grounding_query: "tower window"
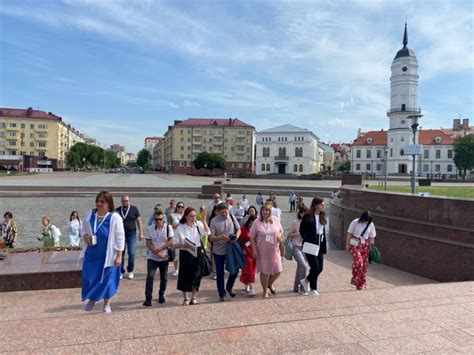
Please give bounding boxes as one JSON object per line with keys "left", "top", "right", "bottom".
{"left": 401, "top": 104, "right": 406, "bottom": 111}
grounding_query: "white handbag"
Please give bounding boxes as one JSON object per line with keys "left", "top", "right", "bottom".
{"left": 302, "top": 242, "right": 320, "bottom": 256}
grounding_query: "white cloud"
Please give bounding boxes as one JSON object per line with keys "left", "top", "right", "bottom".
{"left": 168, "top": 102, "right": 179, "bottom": 109}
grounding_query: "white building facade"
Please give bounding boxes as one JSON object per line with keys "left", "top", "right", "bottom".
{"left": 256, "top": 124, "right": 321, "bottom": 175}
{"left": 351, "top": 24, "right": 456, "bottom": 176}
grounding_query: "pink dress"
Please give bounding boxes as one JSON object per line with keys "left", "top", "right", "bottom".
{"left": 249, "top": 218, "right": 283, "bottom": 275}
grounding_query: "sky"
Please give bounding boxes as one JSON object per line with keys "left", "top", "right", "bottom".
{"left": 0, "top": 0, "right": 472, "bottom": 154}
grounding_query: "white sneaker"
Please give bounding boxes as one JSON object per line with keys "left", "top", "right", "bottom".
{"left": 300, "top": 278, "right": 310, "bottom": 293}
{"left": 350, "top": 284, "right": 356, "bottom": 289}
{"left": 249, "top": 288, "right": 256, "bottom": 297}
{"left": 119, "top": 274, "right": 123, "bottom": 280}
{"left": 172, "top": 270, "right": 179, "bottom": 277}
{"left": 244, "top": 284, "right": 250, "bottom": 293}
{"left": 127, "top": 272, "right": 134, "bottom": 280}
{"left": 308, "top": 289, "right": 320, "bottom": 296}
{"left": 103, "top": 305, "right": 112, "bottom": 313}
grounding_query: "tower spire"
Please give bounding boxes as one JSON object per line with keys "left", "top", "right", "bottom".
{"left": 403, "top": 22, "right": 408, "bottom": 48}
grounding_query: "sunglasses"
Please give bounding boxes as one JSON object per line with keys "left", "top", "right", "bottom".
{"left": 154, "top": 218, "right": 164, "bottom": 221}
{"left": 177, "top": 205, "right": 184, "bottom": 208}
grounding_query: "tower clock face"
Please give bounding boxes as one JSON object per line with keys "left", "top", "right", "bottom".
{"left": 402, "top": 66, "right": 408, "bottom": 72}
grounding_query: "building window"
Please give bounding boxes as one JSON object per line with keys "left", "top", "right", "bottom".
{"left": 366, "top": 150, "right": 371, "bottom": 158}
{"left": 179, "top": 161, "right": 184, "bottom": 167}
{"left": 30, "top": 124, "right": 34, "bottom": 129}
{"left": 423, "top": 164, "right": 429, "bottom": 172}
{"left": 266, "top": 164, "right": 270, "bottom": 171}
{"left": 294, "top": 164, "right": 298, "bottom": 172}
{"left": 38, "top": 124, "right": 46, "bottom": 129}
{"left": 356, "top": 163, "right": 361, "bottom": 170}
{"left": 9, "top": 141, "right": 16, "bottom": 146}
{"left": 390, "top": 149, "right": 393, "bottom": 157}
{"left": 376, "top": 164, "right": 382, "bottom": 171}
{"left": 261, "top": 164, "right": 265, "bottom": 171}
{"left": 435, "top": 164, "right": 440, "bottom": 172}
{"left": 366, "top": 163, "right": 371, "bottom": 171}
{"left": 447, "top": 165, "right": 452, "bottom": 172}
{"left": 295, "top": 147, "right": 303, "bottom": 157}
{"left": 9, "top": 123, "right": 17, "bottom": 128}
{"left": 21, "top": 123, "right": 25, "bottom": 129}
{"left": 299, "top": 164, "right": 303, "bottom": 172}
{"left": 376, "top": 150, "right": 382, "bottom": 158}
{"left": 424, "top": 150, "right": 429, "bottom": 159}
{"left": 38, "top": 151, "right": 46, "bottom": 157}
{"left": 355, "top": 150, "right": 361, "bottom": 158}
{"left": 447, "top": 150, "right": 453, "bottom": 159}
{"left": 436, "top": 150, "right": 441, "bottom": 159}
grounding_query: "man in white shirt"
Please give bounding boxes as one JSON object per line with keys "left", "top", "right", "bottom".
{"left": 229, "top": 202, "right": 245, "bottom": 223}
{"left": 207, "top": 193, "right": 222, "bottom": 224}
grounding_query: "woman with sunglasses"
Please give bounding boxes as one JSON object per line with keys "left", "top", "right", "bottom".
{"left": 143, "top": 211, "right": 174, "bottom": 307}
{"left": 1, "top": 211, "right": 18, "bottom": 248}
{"left": 80, "top": 191, "right": 125, "bottom": 313}
{"left": 174, "top": 207, "right": 210, "bottom": 305}
{"left": 170, "top": 202, "right": 185, "bottom": 277}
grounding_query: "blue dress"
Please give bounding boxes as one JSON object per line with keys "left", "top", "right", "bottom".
{"left": 82, "top": 214, "right": 121, "bottom": 302}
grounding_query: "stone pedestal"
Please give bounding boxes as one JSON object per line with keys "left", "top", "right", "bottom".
{"left": 0, "top": 250, "right": 82, "bottom": 292}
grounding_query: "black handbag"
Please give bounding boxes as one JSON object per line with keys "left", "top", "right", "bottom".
{"left": 200, "top": 249, "right": 212, "bottom": 277}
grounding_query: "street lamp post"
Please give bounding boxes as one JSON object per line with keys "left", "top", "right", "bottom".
{"left": 407, "top": 114, "right": 423, "bottom": 194}
{"left": 383, "top": 146, "right": 388, "bottom": 191}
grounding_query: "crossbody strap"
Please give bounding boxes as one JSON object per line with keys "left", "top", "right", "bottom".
{"left": 360, "top": 222, "right": 371, "bottom": 238}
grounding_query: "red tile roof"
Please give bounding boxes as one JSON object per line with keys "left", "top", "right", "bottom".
{"left": 0, "top": 107, "right": 62, "bottom": 121}
{"left": 175, "top": 118, "right": 254, "bottom": 128}
{"left": 352, "top": 129, "right": 455, "bottom": 146}
{"left": 418, "top": 130, "right": 454, "bottom": 145}
{"left": 352, "top": 130, "right": 387, "bottom": 146}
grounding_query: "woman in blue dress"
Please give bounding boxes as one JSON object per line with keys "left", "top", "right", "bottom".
{"left": 80, "top": 191, "right": 125, "bottom": 313}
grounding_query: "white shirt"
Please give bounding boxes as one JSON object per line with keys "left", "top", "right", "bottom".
{"left": 145, "top": 223, "right": 174, "bottom": 261}
{"left": 347, "top": 219, "right": 376, "bottom": 244}
{"left": 170, "top": 213, "right": 183, "bottom": 228}
{"left": 230, "top": 205, "right": 245, "bottom": 219}
{"left": 315, "top": 214, "right": 325, "bottom": 235}
{"left": 271, "top": 207, "right": 281, "bottom": 219}
{"left": 240, "top": 198, "right": 249, "bottom": 211}
{"left": 174, "top": 221, "right": 210, "bottom": 255}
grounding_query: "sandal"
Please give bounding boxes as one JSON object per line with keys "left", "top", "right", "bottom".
{"left": 190, "top": 298, "right": 198, "bottom": 305}
{"left": 268, "top": 286, "right": 276, "bottom": 295}
{"left": 182, "top": 299, "right": 190, "bottom": 306}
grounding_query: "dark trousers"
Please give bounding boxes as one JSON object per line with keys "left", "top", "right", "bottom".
{"left": 145, "top": 259, "right": 168, "bottom": 301}
{"left": 290, "top": 201, "right": 296, "bottom": 212}
{"left": 214, "top": 253, "right": 238, "bottom": 298}
{"left": 305, "top": 252, "right": 324, "bottom": 290}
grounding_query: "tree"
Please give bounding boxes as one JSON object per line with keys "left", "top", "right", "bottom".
{"left": 453, "top": 135, "right": 474, "bottom": 177}
{"left": 338, "top": 159, "right": 351, "bottom": 171}
{"left": 136, "top": 149, "right": 152, "bottom": 171}
{"left": 104, "top": 150, "right": 121, "bottom": 169}
{"left": 193, "top": 152, "right": 227, "bottom": 173}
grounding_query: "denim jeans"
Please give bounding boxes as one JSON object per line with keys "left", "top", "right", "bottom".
{"left": 121, "top": 234, "right": 137, "bottom": 274}
{"left": 213, "top": 253, "right": 238, "bottom": 298}
{"left": 292, "top": 245, "right": 308, "bottom": 292}
{"left": 145, "top": 259, "right": 168, "bottom": 300}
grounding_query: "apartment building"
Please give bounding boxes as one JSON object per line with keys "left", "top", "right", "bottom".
{"left": 0, "top": 107, "right": 88, "bottom": 170}
{"left": 160, "top": 118, "right": 255, "bottom": 174}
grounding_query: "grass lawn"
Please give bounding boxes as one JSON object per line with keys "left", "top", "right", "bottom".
{"left": 369, "top": 185, "right": 474, "bottom": 199}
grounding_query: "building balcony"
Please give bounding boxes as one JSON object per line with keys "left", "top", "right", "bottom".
{"left": 6, "top": 146, "right": 17, "bottom": 150}
{"left": 36, "top": 146, "right": 48, "bottom": 150}
{"left": 35, "top": 137, "right": 48, "bottom": 141}
{"left": 5, "top": 126, "right": 19, "bottom": 131}
{"left": 35, "top": 127, "right": 48, "bottom": 133}
{"left": 387, "top": 107, "right": 421, "bottom": 114}
{"left": 274, "top": 155, "right": 289, "bottom": 162}
{"left": 235, "top": 140, "right": 246, "bottom": 146}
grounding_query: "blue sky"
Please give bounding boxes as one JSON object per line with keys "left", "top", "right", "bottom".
{"left": 0, "top": 0, "right": 472, "bottom": 154}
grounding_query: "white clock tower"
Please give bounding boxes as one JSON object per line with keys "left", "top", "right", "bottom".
{"left": 387, "top": 23, "right": 421, "bottom": 174}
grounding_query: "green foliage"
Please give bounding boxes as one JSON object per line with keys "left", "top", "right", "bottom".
{"left": 193, "top": 152, "right": 227, "bottom": 172}
{"left": 453, "top": 135, "right": 474, "bottom": 176}
{"left": 369, "top": 185, "right": 474, "bottom": 199}
{"left": 136, "top": 149, "right": 151, "bottom": 170}
{"left": 338, "top": 159, "right": 351, "bottom": 171}
{"left": 66, "top": 143, "right": 120, "bottom": 169}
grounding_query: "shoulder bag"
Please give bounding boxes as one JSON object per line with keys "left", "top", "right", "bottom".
{"left": 166, "top": 224, "right": 176, "bottom": 263}
{"left": 196, "top": 224, "right": 212, "bottom": 277}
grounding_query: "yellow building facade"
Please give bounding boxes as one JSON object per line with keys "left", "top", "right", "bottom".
{"left": 160, "top": 118, "right": 255, "bottom": 174}
{"left": 0, "top": 107, "right": 87, "bottom": 170}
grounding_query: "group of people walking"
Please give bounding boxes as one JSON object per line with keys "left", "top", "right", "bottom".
{"left": 1, "top": 189, "right": 377, "bottom": 314}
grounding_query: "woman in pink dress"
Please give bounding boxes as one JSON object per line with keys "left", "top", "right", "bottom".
{"left": 249, "top": 203, "right": 283, "bottom": 299}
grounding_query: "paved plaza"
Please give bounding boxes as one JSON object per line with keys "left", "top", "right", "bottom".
{"left": 1, "top": 172, "right": 473, "bottom": 353}
{"left": 0, "top": 250, "right": 472, "bottom": 354}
